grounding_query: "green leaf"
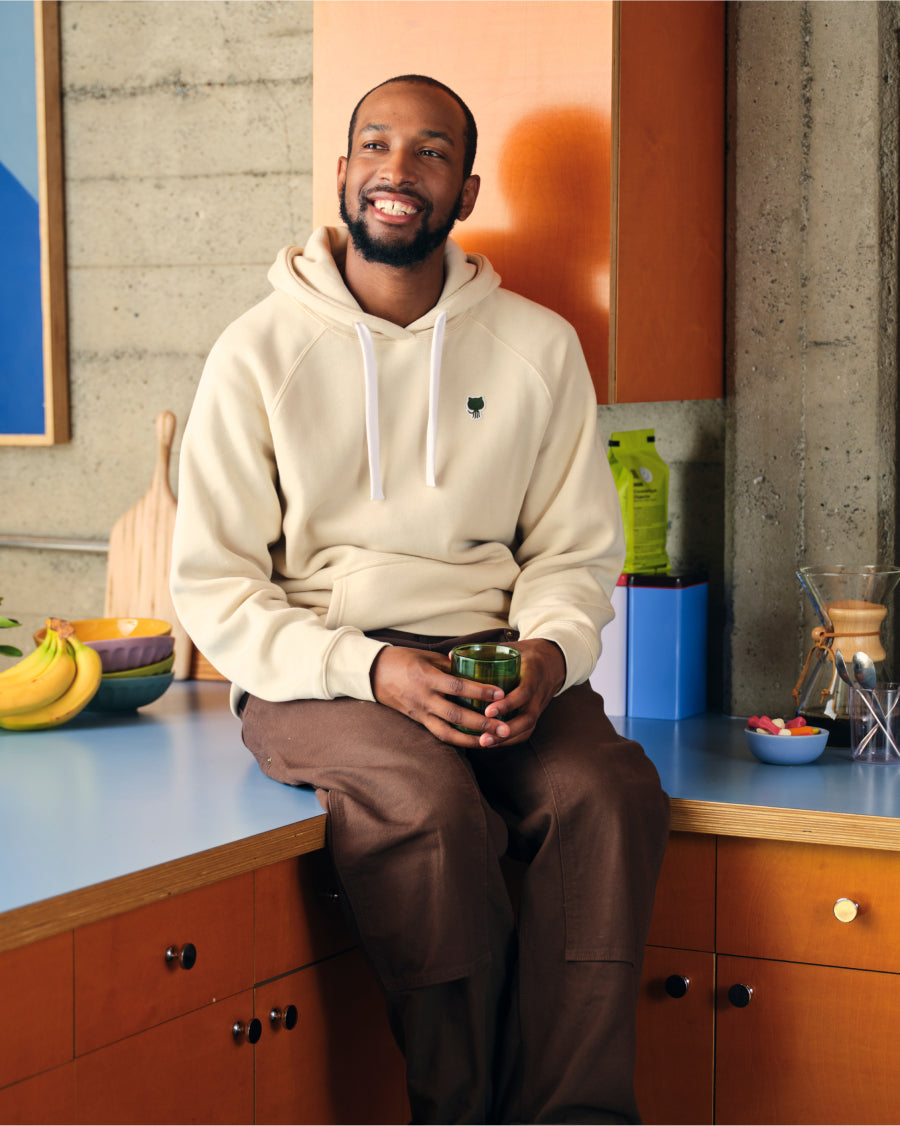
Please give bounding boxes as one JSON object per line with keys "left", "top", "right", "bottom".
{"left": 0, "top": 645, "right": 23, "bottom": 658}
{"left": 0, "top": 616, "right": 20, "bottom": 629}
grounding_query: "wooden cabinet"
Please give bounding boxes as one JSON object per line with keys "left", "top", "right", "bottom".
{"left": 635, "top": 832, "right": 716, "bottom": 1125}
{"left": 636, "top": 834, "right": 900, "bottom": 1125}
{"left": 0, "top": 854, "right": 405, "bottom": 1125}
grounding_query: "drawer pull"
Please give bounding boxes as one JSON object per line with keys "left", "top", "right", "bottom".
{"left": 269, "top": 1004, "right": 299, "bottom": 1030}
{"left": 164, "top": 942, "right": 197, "bottom": 970}
{"left": 664, "top": 974, "right": 690, "bottom": 999}
{"left": 727, "top": 983, "right": 753, "bottom": 1008}
{"left": 232, "top": 1018, "right": 262, "bottom": 1044}
{"left": 833, "top": 897, "right": 860, "bottom": 923}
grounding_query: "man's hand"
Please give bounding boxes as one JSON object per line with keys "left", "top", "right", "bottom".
{"left": 371, "top": 645, "right": 514, "bottom": 746}
{"left": 480, "top": 638, "right": 566, "bottom": 748}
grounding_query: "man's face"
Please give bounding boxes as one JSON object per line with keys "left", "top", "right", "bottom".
{"left": 338, "top": 82, "right": 479, "bottom": 268}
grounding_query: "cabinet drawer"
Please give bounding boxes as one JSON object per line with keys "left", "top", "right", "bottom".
{"left": 74, "top": 873, "right": 253, "bottom": 1054}
{"left": 254, "top": 852, "right": 355, "bottom": 983}
{"left": 76, "top": 988, "right": 255, "bottom": 1125}
{"left": 717, "top": 837, "right": 900, "bottom": 972}
{"left": 646, "top": 832, "right": 716, "bottom": 951}
{"left": 0, "top": 931, "right": 73, "bottom": 1089}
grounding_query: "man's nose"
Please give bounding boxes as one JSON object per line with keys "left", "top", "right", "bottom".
{"left": 380, "top": 144, "right": 417, "bottom": 186}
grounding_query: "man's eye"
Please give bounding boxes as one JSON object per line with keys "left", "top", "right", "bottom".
{"left": 420, "top": 149, "right": 444, "bottom": 159}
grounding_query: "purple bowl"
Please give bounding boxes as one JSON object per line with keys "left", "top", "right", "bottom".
{"left": 86, "top": 633, "right": 175, "bottom": 674}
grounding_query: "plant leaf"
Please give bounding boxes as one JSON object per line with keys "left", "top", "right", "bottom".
{"left": 0, "top": 645, "right": 23, "bottom": 658}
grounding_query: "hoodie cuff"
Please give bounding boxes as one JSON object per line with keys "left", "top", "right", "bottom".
{"left": 527, "top": 624, "right": 597, "bottom": 694}
{"left": 323, "top": 630, "right": 391, "bottom": 702}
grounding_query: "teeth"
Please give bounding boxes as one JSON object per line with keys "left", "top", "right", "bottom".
{"left": 373, "top": 199, "right": 418, "bottom": 216}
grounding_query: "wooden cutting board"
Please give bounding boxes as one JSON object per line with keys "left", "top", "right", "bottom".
{"left": 104, "top": 411, "right": 193, "bottom": 679}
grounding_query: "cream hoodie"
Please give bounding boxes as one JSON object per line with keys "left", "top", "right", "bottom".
{"left": 171, "top": 227, "right": 625, "bottom": 713}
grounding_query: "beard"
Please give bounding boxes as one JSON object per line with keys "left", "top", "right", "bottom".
{"left": 340, "top": 184, "right": 465, "bottom": 268}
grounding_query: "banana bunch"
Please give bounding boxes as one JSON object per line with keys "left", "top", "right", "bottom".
{"left": 0, "top": 624, "right": 102, "bottom": 731}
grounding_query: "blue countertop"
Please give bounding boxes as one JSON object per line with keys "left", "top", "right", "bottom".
{"left": 2, "top": 682, "right": 899, "bottom": 951}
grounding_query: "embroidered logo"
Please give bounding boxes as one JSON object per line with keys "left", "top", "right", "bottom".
{"left": 466, "top": 395, "right": 485, "bottom": 419}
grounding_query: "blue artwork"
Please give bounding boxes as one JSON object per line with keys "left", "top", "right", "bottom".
{"left": 0, "top": 1, "right": 45, "bottom": 437}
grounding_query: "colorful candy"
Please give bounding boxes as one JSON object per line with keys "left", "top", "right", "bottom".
{"left": 747, "top": 714, "right": 820, "bottom": 736}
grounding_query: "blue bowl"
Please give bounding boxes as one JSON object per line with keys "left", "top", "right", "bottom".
{"left": 85, "top": 672, "right": 175, "bottom": 713}
{"left": 745, "top": 726, "right": 828, "bottom": 765}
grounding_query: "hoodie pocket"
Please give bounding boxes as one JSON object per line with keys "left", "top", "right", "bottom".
{"left": 324, "top": 556, "right": 517, "bottom": 633}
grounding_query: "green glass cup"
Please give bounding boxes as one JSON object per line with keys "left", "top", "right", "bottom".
{"left": 450, "top": 642, "right": 521, "bottom": 734}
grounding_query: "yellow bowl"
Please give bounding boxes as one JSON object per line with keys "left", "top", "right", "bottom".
{"left": 69, "top": 618, "right": 172, "bottom": 642}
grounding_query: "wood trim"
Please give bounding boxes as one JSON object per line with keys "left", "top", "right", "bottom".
{"left": 670, "top": 798, "right": 900, "bottom": 852}
{"left": 0, "top": 815, "right": 326, "bottom": 955}
{"left": 1, "top": 1, "right": 69, "bottom": 446}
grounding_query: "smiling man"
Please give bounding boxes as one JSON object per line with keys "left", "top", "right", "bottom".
{"left": 172, "top": 75, "right": 670, "bottom": 1125}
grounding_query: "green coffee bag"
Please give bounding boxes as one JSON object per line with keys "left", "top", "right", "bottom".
{"left": 607, "top": 428, "right": 670, "bottom": 574}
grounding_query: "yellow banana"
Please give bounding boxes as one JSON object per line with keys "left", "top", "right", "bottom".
{"left": 0, "top": 636, "right": 102, "bottom": 731}
{"left": 0, "top": 629, "right": 56, "bottom": 687}
{"left": 0, "top": 628, "right": 77, "bottom": 719}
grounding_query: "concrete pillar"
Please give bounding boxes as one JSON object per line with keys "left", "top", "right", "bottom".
{"left": 727, "top": 1, "right": 899, "bottom": 714}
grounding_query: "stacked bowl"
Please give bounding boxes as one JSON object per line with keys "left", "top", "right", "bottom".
{"left": 37, "top": 618, "right": 176, "bottom": 713}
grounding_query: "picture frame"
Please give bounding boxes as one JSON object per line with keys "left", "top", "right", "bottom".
{"left": 0, "top": 0, "right": 68, "bottom": 445}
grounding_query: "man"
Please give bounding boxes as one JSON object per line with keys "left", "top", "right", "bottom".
{"left": 172, "top": 75, "right": 669, "bottom": 1125}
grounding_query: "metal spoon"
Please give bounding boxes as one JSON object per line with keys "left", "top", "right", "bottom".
{"left": 851, "top": 651, "right": 900, "bottom": 757}
{"left": 834, "top": 649, "right": 891, "bottom": 742}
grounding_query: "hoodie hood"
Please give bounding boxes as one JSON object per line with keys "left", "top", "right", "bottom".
{"left": 267, "top": 226, "right": 502, "bottom": 498}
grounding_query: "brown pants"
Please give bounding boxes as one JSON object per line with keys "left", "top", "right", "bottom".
{"left": 241, "top": 631, "right": 670, "bottom": 1125}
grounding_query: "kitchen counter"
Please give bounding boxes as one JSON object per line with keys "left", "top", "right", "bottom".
{"left": 2, "top": 681, "right": 900, "bottom": 953}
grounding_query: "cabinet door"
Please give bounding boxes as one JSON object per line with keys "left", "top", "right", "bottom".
{"left": 0, "top": 1062, "right": 75, "bottom": 1125}
{"left": 75, "top": 989, "right": 255, "bottom": 1125}
{"left": 635, "top": 946, "right": 714, "bottom": 1125}
{"left": 254, "top": 852, "right": 355, "bottom": 984}
{"left": 254, "top": 949, "right": 408, "bottom": 1125}
{"left": 646, "top": 831, "right": 716, "bottom": 952}
{"left": 716, "top": 954, "right": 900, "bottom": 1124}
{"left": 74, "top": 873, "right": 253, "bottom": 1054}
{"left": 0, "top": 931, "right": 73, "bottom": 1089}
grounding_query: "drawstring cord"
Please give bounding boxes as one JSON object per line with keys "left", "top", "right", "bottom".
{"left": 354, "top": 313, "right": 447, "bottom": 500}
{"left": 354, "top": 322, "right": 384, "bottom": 502}
{"left": 426, "top": 312, "right": 446, "bottom": 488}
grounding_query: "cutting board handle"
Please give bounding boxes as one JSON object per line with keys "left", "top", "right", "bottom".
{"left": 154, "top": 411, "right": 176, "bottom": 501}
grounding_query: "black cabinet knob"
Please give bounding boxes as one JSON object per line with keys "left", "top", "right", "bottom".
{"left": 164, "top": 942, "right": 197, "bottom": 970}
{"left": 727, "top": 983, "right": 754, "bottom": 1008}
{"left": 664, "top": 974, "right": 690, "bottom": 999}
{"left": 232, "top": 1018, "right": 262, "bottom": 1044}
{"left": 269, "top": 1004, "right": 299, "bottom": 1031}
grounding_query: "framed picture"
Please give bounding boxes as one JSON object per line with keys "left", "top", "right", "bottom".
{"left": 0, "top": 0, "right": 68, "bottom": 445}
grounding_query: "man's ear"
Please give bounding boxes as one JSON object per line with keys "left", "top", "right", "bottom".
{"left": 457, "top": 174, "right": 481, "bottom": 222}
{"left": 337, "top": 155, "right": 347, "bottom": 198}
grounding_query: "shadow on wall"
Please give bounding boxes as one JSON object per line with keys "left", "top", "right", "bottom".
{"left": 457, "top": 105, "right": 611, "bottom": 392}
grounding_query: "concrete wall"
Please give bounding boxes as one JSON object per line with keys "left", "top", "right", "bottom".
{"left": 726, "top": 1, "right": 900, "bottom": 714}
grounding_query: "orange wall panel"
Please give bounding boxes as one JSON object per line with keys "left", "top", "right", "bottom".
{"left": 313, "top": 0, "right": 614, "bottom": 399}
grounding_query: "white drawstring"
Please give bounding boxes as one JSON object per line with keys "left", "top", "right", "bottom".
{"left": 354, "top": 322, "right": 384, "bottom": 501}
{"left": 426, "top": 312, "right": 446, "bottom": 488}
{"left": 354, "top": 315, "right": 447, "bottom": 500}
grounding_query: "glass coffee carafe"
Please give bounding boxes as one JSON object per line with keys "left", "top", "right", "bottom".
{"left": 793, "top": 564, "right": 900, "bottom": 743}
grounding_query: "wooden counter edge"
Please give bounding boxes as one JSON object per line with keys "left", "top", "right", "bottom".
{"left": 0, "top": 813, "right": 326, "bottom": 954}
{"left": 4, "top": 797, "right": 900, "bottom": 955}
{"left": 670, "top": 798, "right": 900, "bottom": 851}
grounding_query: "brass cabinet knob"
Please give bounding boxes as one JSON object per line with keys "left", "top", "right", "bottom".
{"left": 833, "top": 897, "right": 859, "bottom": 923}
{"left": 164, "top": 942, "right": 197, "bottom": 969}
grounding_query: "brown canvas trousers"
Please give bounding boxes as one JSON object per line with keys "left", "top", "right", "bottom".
{"left": 240, "top": 630, "right": 670, "bottom": 1125}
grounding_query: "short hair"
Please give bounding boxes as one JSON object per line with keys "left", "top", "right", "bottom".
{"left": 346, "top": 75, "right": 478, "bottom": 180}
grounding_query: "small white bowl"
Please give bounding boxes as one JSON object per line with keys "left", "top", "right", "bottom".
{"left": 745, "top": 726, "right": 828, "bottom": 765}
